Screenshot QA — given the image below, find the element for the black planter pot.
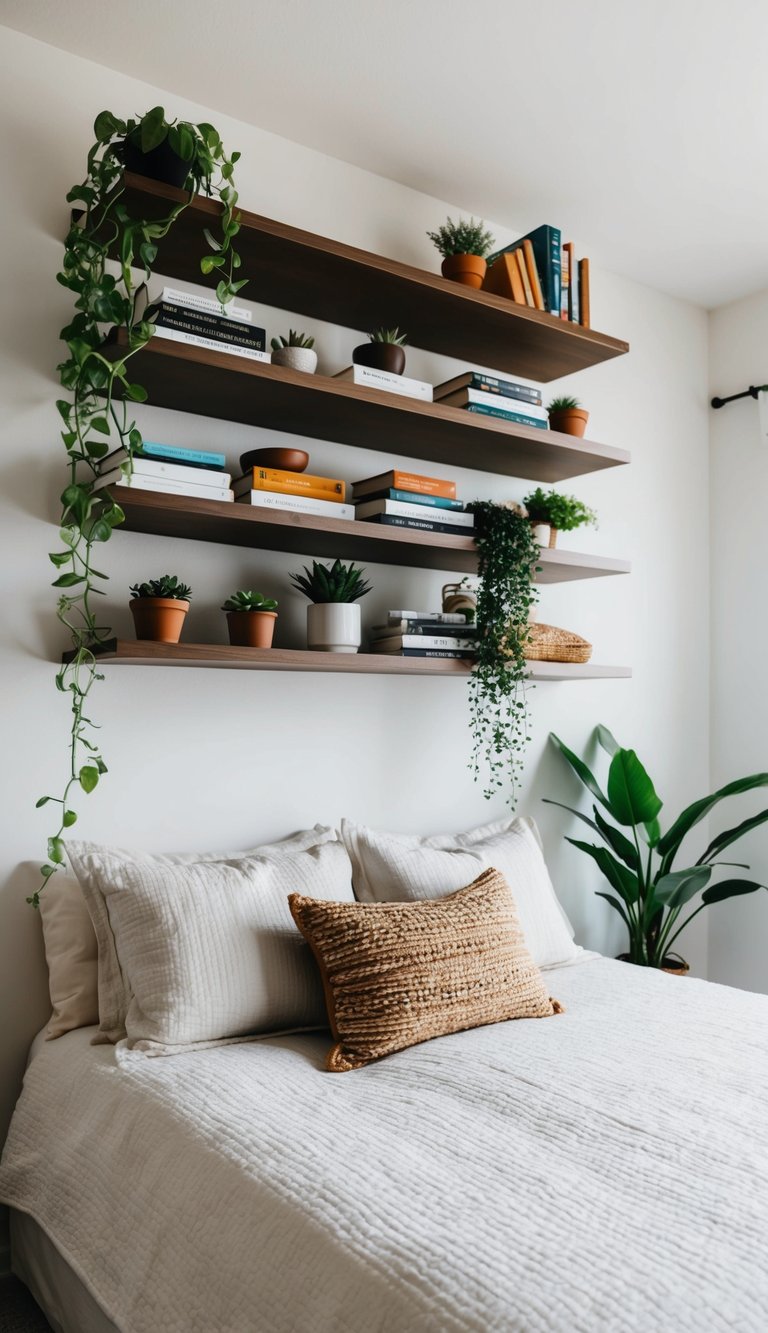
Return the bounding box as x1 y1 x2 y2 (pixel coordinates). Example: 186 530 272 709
122 137 191 189
352 342 406 376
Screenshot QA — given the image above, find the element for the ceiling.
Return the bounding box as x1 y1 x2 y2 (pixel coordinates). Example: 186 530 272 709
2 0 766 308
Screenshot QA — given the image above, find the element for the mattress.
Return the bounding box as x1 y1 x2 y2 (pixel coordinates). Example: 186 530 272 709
2 955 767 1332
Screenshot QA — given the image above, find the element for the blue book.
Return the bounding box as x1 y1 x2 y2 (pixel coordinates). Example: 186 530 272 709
387 489 464 511
141 441 226 468
465 405 548 431
487 225 561 318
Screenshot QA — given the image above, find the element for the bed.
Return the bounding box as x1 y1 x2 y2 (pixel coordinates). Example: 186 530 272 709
3 953 767 1333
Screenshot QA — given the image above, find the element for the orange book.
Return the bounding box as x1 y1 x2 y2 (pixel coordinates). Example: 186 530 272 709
579 257 591 327
482 253 526 305
522 239 545 311
563 242 576 320
352 469 456 500
515 249 535 307
240 468 346 500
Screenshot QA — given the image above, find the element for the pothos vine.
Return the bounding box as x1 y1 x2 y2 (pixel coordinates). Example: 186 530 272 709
30 108 245 907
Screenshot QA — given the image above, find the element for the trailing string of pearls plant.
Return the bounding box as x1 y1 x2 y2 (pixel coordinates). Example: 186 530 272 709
31 108 245 907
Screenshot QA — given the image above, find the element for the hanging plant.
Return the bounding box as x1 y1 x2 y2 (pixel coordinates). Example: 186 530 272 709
465 502 540 802
31 109 245 908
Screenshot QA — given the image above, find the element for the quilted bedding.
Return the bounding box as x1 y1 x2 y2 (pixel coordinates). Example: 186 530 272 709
1 955 767 1333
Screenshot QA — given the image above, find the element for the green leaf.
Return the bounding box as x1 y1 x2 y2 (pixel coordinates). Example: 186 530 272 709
96 758 108 775
593 807 639 869
652 866 711 909
657 773 768 864
85 440 110 460
94 110 123 140
139 242 158 270
595 890 632 931
47 837 65 865
79 765 99 794
606 749 663 828
35 796 51 808
200 255 217 275
124 383 148 402
49 551 71 567
549 734 609 809
541 798 601 838
52 572 86 588
89 519 112 543
699 808 768 864
566 838 640 904
140 106 167 153
701 878 765 906
90 416 111 434
40 864 56 879
62 810 78 828
596 724 621 757
640 817 661 848
203 227 222 252
59 526 78 548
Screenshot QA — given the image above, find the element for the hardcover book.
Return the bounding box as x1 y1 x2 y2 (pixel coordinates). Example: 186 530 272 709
465 404 548 430
333 365 433 401
371 647 476 659
355 499 474 528
235 490 354 520
148 302 266 349
151 325 271 362
433 372 541 407
386 610 470 624
487 225 562 317
160 286 252 322
370 634 478 651
352 471 456 500
233 468 345 500
437 388 548 420
366 514 474 536
97 457 232 489
99 442 227 471
93 473 233 502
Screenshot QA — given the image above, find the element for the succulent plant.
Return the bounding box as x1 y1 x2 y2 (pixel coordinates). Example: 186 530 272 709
368 327 408 345
427 216 495 259
289 558 372 604
547 395 582 413
221 590 278 612
271 330 315 350
129 574 192 600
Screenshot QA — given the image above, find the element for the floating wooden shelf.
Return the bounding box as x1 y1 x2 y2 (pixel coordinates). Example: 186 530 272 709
107 334 629 483
111 486 631 581
62 639 632 680
111 173 629 382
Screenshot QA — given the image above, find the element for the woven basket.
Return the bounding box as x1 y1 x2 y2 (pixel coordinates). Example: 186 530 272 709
524 622 592 664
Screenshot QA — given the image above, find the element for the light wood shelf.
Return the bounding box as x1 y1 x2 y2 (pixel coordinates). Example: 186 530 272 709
111 486 631 581
115 172 629 382
62 639 632 680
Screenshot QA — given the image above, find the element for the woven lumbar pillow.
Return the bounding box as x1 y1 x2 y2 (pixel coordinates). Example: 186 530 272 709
289 866 563 1072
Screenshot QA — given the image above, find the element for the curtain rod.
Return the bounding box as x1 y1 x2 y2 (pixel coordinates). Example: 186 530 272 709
711 384 768 409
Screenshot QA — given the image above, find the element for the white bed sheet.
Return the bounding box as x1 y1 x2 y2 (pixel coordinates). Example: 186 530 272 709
1 955 767 1333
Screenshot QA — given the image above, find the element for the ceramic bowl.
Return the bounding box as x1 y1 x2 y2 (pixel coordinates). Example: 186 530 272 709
239 447 310 474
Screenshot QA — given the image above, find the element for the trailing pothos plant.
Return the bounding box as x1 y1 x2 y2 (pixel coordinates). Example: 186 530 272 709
465 502 540 802
31 109 245 908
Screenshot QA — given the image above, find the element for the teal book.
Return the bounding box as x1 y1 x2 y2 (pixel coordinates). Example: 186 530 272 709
388 489 464 511
465 405 548 431
487 225 561 318
141 441 226 468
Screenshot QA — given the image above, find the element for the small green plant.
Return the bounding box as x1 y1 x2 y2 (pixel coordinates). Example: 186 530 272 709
368 327 408 345
427 216 495 259
547 395 582 413
222 590 278 612
130 575 192 600
124 107 242 202
523 488 597 532
548 726 768 968
270 330 315 350
290 559 372 603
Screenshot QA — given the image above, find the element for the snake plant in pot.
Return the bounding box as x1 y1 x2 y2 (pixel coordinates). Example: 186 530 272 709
547 725 768 972
290 559 372 653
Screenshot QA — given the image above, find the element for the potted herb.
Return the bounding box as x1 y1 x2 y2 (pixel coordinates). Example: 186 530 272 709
427 216 495 289
523 487 597 548
290 559 372 653
129 575 192 644
222 590 278 648
465 502 540 800
547 395 590 438
118 106 239 190
548 726 768 973
352 328 408 376
270 331 317 374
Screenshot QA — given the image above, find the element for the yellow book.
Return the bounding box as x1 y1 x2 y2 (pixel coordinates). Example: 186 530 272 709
240 467 346 501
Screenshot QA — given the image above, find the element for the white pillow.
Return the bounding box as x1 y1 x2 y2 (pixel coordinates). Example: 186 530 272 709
67 826 352 1049
39 874 99 1039
340 816 578 969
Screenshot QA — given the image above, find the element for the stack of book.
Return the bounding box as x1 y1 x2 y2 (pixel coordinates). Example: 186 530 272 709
233 466 354 520
483 226 590 327
433 373 546 430
94 441 233 502
333 364 433 401
369 611 478 661
352 469 472 535
144 287 270 363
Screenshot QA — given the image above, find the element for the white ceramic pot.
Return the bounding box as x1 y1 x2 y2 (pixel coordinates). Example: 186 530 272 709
271 346 317 374
307 602 361 653
531 522 552 546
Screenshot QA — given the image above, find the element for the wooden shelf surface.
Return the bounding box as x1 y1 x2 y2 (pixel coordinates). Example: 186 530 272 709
111 486 630 581
63 639 632 680
107 334 629 483
112 173 629 382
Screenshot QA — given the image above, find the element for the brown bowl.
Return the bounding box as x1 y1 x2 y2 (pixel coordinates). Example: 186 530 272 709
239 447 309 474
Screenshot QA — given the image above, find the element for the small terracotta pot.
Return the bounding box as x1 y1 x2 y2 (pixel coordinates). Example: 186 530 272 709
352 342 406 376
130 597 189 644
617 953 690 977
549 408 590 438
226 610 277 648
441 254 488 289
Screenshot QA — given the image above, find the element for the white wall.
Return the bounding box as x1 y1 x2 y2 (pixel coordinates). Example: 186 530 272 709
708 291 768 992
0 25 711 1154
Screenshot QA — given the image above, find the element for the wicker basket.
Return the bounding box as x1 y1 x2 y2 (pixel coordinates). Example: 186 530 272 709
524 622 592 664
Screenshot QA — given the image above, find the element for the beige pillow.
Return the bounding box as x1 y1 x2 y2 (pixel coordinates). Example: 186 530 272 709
39 875 99 1039
289 866 563 1072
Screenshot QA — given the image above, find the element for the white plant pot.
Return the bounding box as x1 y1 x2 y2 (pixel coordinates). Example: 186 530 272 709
531 522 552 546
271 346 317 374
307 602 361 653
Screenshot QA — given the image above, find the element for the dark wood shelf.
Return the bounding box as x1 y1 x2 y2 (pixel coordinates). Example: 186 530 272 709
63 639 632 680
107 334 629 483
111 486 631 581
113 172 629 382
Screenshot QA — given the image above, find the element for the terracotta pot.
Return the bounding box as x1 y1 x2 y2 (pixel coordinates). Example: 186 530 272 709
130 597 189 644
441 254 488 289
352 342 406 376
226 610 277 648
122 137 191 188
270 346 317 374
617 953 690 977
549 408 589 438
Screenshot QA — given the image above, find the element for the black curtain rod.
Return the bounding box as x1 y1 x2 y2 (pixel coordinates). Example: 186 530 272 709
711 384 768 409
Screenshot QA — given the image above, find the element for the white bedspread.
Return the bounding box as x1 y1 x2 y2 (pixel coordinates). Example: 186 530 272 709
2 956 767 1332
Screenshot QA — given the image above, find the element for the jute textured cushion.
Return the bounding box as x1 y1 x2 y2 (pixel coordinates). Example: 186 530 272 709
39 874 99 1039
289 866 563 1072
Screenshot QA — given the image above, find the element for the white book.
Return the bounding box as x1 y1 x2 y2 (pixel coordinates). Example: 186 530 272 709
333 364 433 402
235 490 355 521
152 325 271 362
98 458 231 488
160 286 252 323
386 610 469 624
355 498 474 528
445 387 549 419
93 473 233 502
373 634 477 651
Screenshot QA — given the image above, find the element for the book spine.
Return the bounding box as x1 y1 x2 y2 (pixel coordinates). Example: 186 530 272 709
375 648 475 659
151 326 271 361
344 366 433 400
560 244 570 321
373 624 477 638
579 257 591 328
119 459 232 487
462 375 541 405
515 249 535 307
523 239 545 311
152 305 266 349
356 500 474 527
457 389 547 418
138 443 226 468
236 491 354 520
241 469 345 498
545 227 561 317
386 611 468 624
370 514 474 536
376 635 477 650
95 474 233 502
391 472 456 499
388 490 464 510
234 479 346 502
160 287 252 323
465 405 549 430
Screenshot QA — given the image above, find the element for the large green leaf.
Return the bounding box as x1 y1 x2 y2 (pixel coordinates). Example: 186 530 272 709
652 866 711 909
549 734 609 808
607 749 663 828
701 878 766 906
542 799 600 837
595 890 632 931
596 724 621 757
699 808 768 864
593 807 639 869
140 106 167 153
566 838 640 904
657 774 768 867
